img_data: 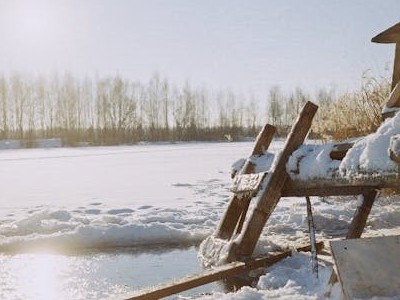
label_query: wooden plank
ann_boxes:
[251,124,277,156]
[282,175,400,196]
[306,196,318,278]
[231,101,318,260]
[215,124,276,240]
[241,124,277,174]
[387,80,400,108]
[231,172,267,194]
[346,189,377,239]
[393,43,400,91]
[329,142,354,160]
[330,235,400,300]
[371,22,400,44]
[126,242,324,300]
[282,185,378,197]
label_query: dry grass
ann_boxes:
[313,71,391,141]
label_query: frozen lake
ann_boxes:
[0,141,399,299]
[0,142,255,299]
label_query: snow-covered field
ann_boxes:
[0,141,399,299]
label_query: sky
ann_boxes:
[0,0,399,97]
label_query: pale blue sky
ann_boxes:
[0,0,399,96]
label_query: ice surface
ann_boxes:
[0,141,399,299]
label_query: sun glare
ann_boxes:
[13,254,66,299]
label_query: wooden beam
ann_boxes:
[126,242,324,300]
[371,22,400,44]
[251,124,277,156]
[215,124,276,240]
[231,102,318,260]
[346,189,377,239]
[282,185,377,197]
[330,142,354,160]
[282,174,400,197]
[372,23,400,95]
[306,196,318,278]
[392,43,400,91]
[387,74,400,108]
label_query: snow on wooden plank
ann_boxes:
[230,172,267,195]
[330,235,400,300]
[126,242,324,300]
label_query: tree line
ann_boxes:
[0,71,390,147]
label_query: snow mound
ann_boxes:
[340,111,400,177]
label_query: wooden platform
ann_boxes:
[330,235,400,299]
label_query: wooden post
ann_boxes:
[346,189,378,239]
[393,43,400,91]
[215,124,276,240]
[371,22,400,110]
[230,102,318,261]
[306,196,318,278]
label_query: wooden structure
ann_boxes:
[330,235,400,299]
[126,23,400,299]
[207,100,399,264]
[128,243,324,300]
[372,22,400,116]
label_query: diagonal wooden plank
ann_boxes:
[215,124,276,240]
[126,242,324,300]
[230,101,318,261]
[346,189,377,239]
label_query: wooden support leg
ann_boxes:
[215,124,276,240]
[230,102,318,261]
[346,189,378,239]
[306,196,318,278]
[235,197,251,235]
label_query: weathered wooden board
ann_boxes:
[371,22,400,44]
[215,124,276,240]
[329,141,354,160]
[330,235,400,300]
[282,176,400,197]
[387,80,400,108]
[372,23,400,91]
[231,172,267,195]
[126,242,324,300]
[346,189,377,239]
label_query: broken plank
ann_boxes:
[231,172,267,195]
[126,242,324,300]
[329,142,354,160]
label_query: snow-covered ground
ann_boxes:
[0,141,399,299]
